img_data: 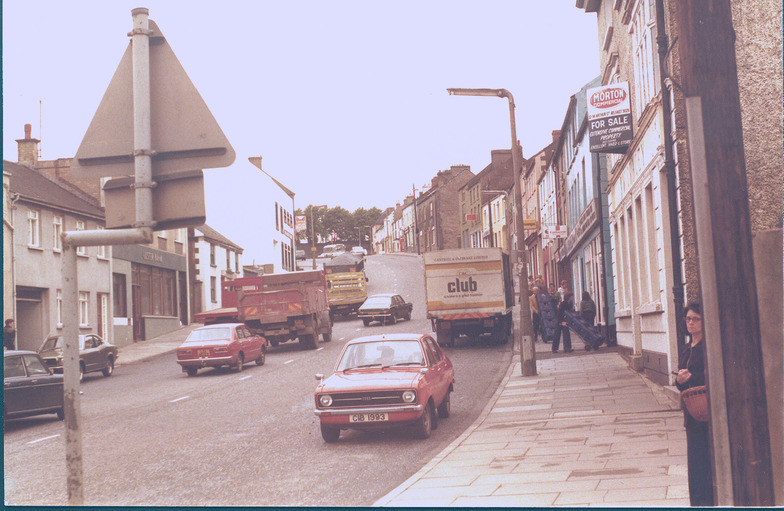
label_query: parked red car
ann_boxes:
[176,323,267,377]
[314,333,455,442]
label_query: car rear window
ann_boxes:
[362,296,392,308]
[187,327,231,342]
[4,356,26,378]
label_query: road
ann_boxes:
[3,254,512,506]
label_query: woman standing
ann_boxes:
[579,291,596,326]
[675,302,714,506]
[552,292,574,353]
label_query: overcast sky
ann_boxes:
[3,1,600,262]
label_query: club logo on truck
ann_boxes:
[447,276,478,293]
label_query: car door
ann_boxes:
[242,326,261,359]
[23,354,63,410]
[4,354,30,415]
[392,295,402,317]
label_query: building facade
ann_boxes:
[190,224,244,318]
[416,165,473,253]
[4,160,111,351]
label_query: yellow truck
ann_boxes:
[424,247,515,346]
[324,253,368,316]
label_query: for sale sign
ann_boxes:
[295,215,307,233]
[587,82,633,153]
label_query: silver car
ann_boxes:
[38,334,118,382]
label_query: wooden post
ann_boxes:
[677,1,774,505]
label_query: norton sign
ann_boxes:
[587,82,633,153]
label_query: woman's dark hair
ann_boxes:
[582,291,591,301]
[683,302,702,317]
[563,292,574,302]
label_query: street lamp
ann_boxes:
[447,87,536,376]
[311,204,327,269]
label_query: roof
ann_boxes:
[194,224,244,252]
[4,160,104,220]
[347,333,427,345]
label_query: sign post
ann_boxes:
[61,9,234,504]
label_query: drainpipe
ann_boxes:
[655,0,686,350]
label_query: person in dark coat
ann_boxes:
[675,302,714,506]
[4,319,16,350]
[552,292,574,353]
[580,291,597,326]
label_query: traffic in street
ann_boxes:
[3,254,513,506]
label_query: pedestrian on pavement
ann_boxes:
[558,280,569,299]
[675,302,714,506]
[529,287,541,343]
[549,282,561,305]
[4,319,16,350]
[580,291,597,326]
[553,292,574,353]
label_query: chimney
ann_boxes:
[16,124,40,165]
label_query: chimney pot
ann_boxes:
[24,124,32,138]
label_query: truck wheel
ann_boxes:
[322,332,332,343]
[436,331,453,347]
[300,334,317,350]
[362,318,371,326]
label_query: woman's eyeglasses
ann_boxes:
[685,316,702,323]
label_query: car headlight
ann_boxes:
[319,394,333,407]
[402,390,416,403]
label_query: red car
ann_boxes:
[314,333,455,442]
[176,323,267,377]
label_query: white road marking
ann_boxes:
[239,375,252,380]
[317,347,325,351]
[28,434,60,445]
[169,396,190,403]
[284,359,294,365]
[340,337,346,341]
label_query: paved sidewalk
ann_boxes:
[114,322,201,366]
[374,339,689,507]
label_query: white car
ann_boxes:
[351,246,367,256]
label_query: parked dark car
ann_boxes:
[314,333,455,442]
[4,350,65,421]
[38,334,118,382]
[357,293,413,326]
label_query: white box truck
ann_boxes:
[424,247,515,346]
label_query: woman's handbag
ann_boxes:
[681,385,709,422]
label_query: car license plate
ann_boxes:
[349,412,388,423]
[197,349,210,357]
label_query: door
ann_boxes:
[97,293,109,341]
[132,285,143,341]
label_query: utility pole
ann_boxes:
[678,1,774,505]
[413,184,420,255]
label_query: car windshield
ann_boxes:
[187,327,231,342]
[337,340,425,371]
[362,296,392,308]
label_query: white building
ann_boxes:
[190,224,243,316]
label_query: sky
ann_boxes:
[3,1,600,262]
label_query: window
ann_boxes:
[631,0,656,116]
[210,244,216,266]
[210,276,217,303]
[79,291,89,326]
[56,289,63,327]
[157,235,167,251]
[76,220,87,256]
[28,210,41,248]
[113,273,127,317]
[132,264,177,317]
[53,215,63,252]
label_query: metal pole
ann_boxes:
[413,184,420,255]
[61,243,83,505]
[501,90,535,376]
[131,8,155,234]
[311,207,316,269]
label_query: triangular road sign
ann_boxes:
[71,20,235,178]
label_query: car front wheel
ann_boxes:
[414,402,433,439]
[320,423,340,443]
[79,363,85,383]
[102,357,114,377]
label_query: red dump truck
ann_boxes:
[193,270,332,350]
